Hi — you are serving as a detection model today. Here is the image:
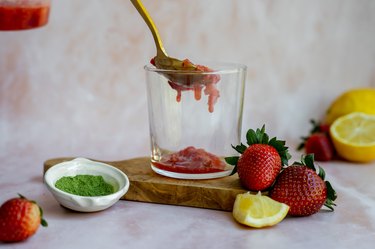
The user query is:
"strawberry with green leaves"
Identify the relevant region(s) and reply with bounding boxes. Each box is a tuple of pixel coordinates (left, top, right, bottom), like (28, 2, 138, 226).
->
(225, 125, 291, 191)
(269, 154, 337, 216)
(0, 194, 48, 242)
(298, 119, 335, 161)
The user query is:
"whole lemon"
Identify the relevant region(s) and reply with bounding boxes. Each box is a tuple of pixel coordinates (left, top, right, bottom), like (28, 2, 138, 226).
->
(325, 88, 375, 125)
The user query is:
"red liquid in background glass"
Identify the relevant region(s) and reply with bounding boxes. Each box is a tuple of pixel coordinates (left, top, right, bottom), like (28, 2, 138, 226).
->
(152, 146, 227, 174)
(0, 4, 50, 30)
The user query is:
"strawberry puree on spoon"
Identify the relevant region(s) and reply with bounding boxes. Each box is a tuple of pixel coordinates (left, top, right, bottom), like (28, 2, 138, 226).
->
(150, 58, 221, 113)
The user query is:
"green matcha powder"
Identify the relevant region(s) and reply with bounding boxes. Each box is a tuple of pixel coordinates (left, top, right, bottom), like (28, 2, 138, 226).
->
(55, 175, 115, 196)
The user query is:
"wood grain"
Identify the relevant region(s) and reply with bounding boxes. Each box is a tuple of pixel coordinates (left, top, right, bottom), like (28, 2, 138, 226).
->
(43, 157, 248, 211)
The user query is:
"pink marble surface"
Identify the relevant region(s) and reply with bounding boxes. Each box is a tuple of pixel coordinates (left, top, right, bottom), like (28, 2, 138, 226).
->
(1, 0, 375, 248)
(1, 153, 375, 249)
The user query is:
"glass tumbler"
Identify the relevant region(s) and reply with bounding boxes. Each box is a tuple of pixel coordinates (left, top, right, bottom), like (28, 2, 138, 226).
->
(145, 62, 246, 179)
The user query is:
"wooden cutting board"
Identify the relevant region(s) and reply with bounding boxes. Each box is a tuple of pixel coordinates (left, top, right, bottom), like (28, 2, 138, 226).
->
(43, 157, 248, 211)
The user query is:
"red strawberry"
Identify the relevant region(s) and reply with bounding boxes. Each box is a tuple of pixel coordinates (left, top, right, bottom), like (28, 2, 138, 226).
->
(298, 119, 335, 161)
(318, 123, 330, 133)
(305, 133, 334, 161)
(225, 125, 291, 191)
(0, 194, 48, 242)
(269, 154, 337, 216)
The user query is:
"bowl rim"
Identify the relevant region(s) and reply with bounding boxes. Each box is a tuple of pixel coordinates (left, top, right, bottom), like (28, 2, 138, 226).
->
(44, 158, 130, 200)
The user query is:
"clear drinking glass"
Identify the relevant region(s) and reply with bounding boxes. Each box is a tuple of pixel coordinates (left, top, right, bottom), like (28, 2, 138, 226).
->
(145, 62, 247, 179)
(0, 0, 51, 31)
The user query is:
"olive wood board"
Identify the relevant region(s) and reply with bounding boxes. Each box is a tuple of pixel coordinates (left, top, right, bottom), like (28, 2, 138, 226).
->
(43, 157, 248, 211)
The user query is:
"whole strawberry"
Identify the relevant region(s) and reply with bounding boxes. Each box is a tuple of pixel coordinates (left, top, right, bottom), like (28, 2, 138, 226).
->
(225, 125, 291, 191)
(298, 119, 335, 161)
(304, 133, 334, 161)
(269, 154, 337, 216)
(0, 194, 48, 242)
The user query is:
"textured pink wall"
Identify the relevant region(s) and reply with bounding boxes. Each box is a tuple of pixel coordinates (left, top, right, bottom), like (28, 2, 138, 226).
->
(1, 0, 374, 162)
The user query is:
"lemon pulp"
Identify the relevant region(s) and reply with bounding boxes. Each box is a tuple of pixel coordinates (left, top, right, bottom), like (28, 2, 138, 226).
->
(330, 112, 375, 162)
(232, 192, 289, 228)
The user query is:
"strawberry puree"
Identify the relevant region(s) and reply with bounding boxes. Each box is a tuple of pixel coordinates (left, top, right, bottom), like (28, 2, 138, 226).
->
(0, 4, 50, 30)
(151, 58, 221, 113)
(152, 146, 226, 174)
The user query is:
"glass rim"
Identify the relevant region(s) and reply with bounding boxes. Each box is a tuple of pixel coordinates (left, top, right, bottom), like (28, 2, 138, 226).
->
(144, 62, 247, 75)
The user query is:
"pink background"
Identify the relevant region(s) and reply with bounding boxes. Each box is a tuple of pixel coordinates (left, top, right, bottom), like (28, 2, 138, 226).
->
(1, 1, 375, 249)
(1, 0, 375, 162)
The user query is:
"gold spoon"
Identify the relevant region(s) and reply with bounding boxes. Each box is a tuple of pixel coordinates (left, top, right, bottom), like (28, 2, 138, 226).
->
(130, 0, 197, 71)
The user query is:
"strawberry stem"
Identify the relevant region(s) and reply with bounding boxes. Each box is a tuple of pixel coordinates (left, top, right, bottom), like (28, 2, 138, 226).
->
(225, 156, 239, 175)
(324, 181, 337, 211)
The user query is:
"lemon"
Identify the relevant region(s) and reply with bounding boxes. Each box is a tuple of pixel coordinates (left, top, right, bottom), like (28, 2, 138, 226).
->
(330, 112, 375, 162)
(232, 192, 289, 228)
(325, 88, 375, 125)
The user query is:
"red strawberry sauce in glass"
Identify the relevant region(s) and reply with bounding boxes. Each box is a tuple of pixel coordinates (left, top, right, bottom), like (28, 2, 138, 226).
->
(0, 2, 50, 31)
(152, 147, 227, 174)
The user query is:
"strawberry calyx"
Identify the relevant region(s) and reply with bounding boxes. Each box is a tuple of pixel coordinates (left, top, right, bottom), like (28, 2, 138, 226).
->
(18, 193, 48, 227)
(225, 125, 291, 175)
(292, 154, 337, 211)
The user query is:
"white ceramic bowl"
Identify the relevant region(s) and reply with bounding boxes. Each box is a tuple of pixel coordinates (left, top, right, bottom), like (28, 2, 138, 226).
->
(44, 158, 130, 212)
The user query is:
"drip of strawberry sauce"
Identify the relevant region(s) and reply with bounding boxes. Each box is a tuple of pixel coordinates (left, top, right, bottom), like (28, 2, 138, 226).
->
(150, 58, 221, 113)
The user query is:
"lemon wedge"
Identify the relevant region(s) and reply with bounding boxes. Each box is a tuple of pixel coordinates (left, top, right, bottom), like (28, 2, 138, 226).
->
(232, 192, 289, 228)
(330, 112, 375, 162)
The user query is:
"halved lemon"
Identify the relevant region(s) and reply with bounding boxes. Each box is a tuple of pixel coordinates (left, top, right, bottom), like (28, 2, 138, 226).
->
(232, 192, 289, 228)
(330, 112, 375, 162)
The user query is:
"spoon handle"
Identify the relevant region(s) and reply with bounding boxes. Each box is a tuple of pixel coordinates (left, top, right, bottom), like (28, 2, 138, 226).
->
(130, 0, 168, 57)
